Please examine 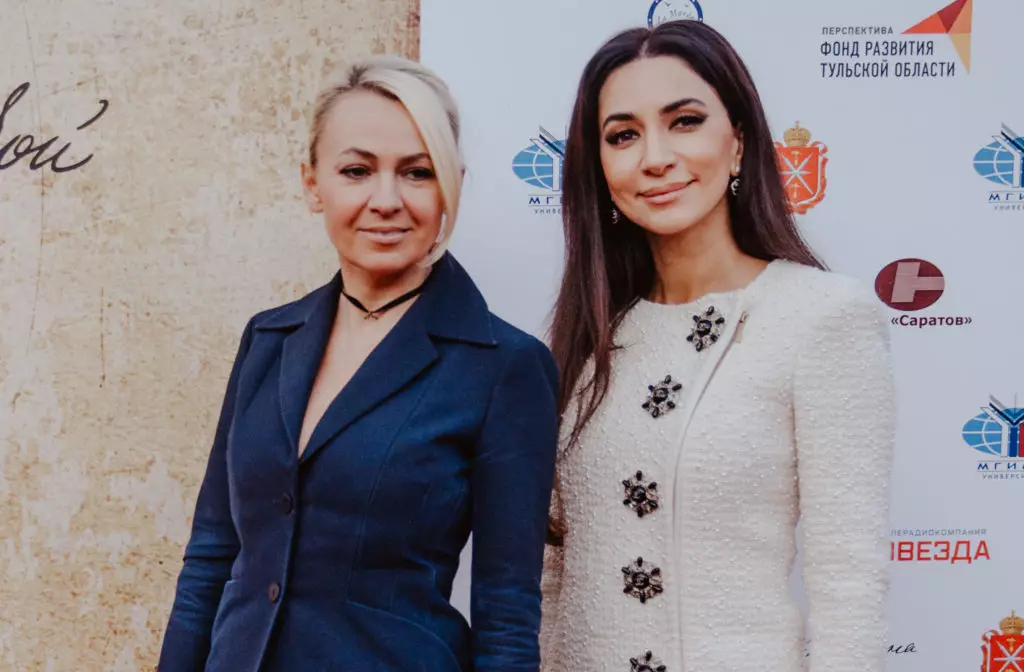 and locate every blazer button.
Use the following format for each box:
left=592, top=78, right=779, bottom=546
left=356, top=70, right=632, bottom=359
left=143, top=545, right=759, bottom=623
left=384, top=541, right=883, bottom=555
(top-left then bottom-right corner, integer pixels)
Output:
left=281, top=494, right=294, bottom=515
left=268, top=582, right=281, bottom=603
